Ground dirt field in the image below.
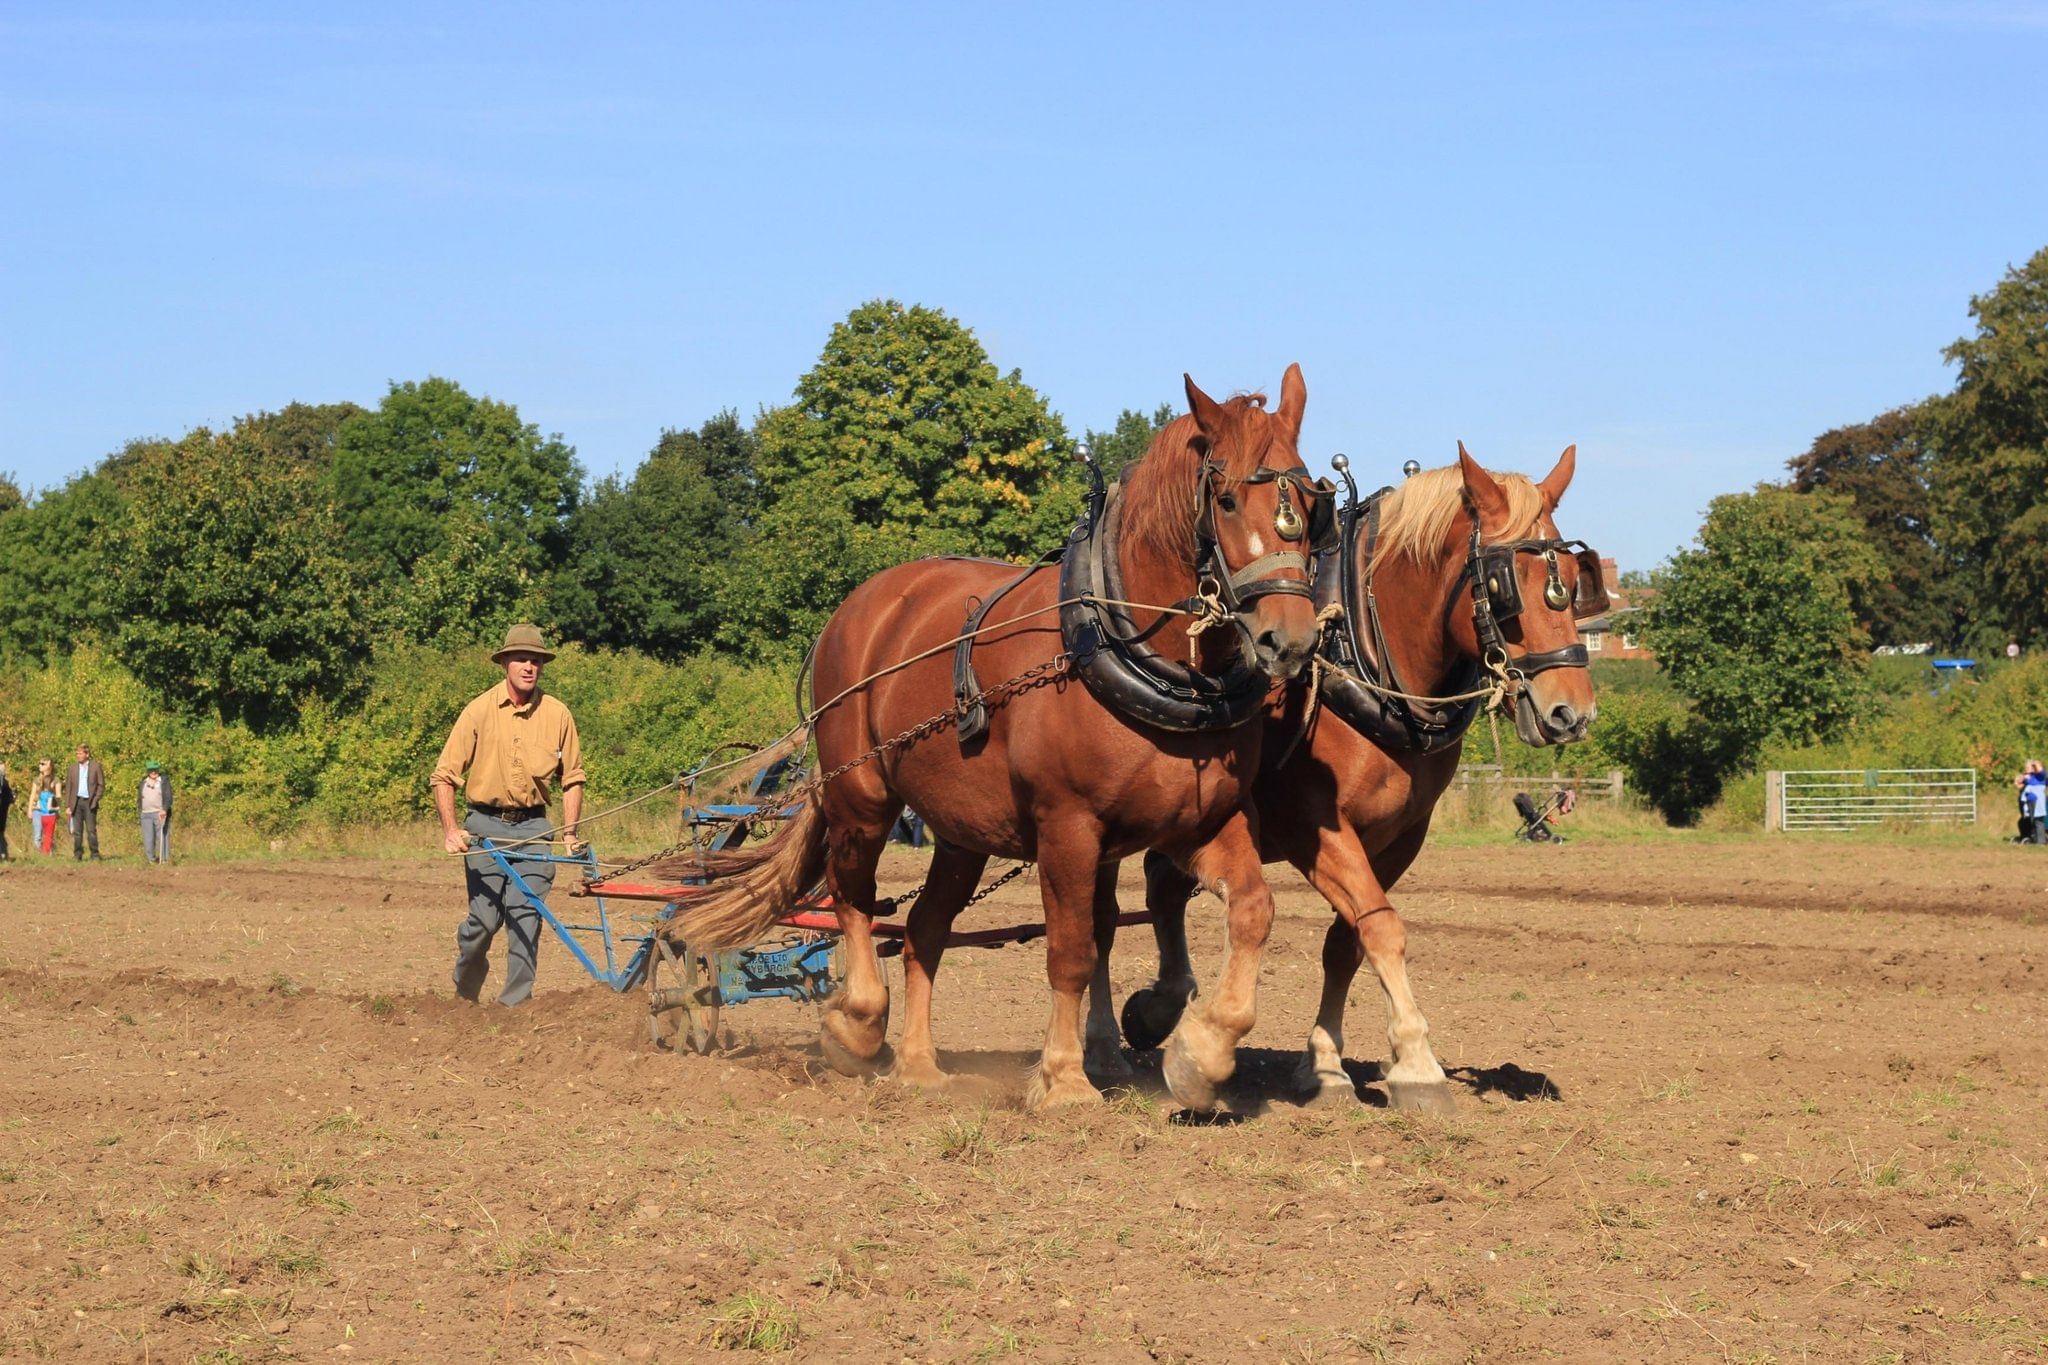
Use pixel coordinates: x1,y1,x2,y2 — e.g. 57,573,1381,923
4,836,2047,1362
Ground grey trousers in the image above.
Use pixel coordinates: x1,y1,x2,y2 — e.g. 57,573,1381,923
141,812,170,863
452,811,555,1006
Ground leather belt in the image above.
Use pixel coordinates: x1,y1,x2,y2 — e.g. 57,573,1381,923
470,802,544,821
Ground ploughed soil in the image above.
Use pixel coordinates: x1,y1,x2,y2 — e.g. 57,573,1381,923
4,836,2047,1362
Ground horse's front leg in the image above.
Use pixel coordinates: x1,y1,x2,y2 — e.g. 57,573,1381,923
1295,824,1452,1112
1025,822,1109,1109
1160,810,1275,1111
1119,851,1201,1051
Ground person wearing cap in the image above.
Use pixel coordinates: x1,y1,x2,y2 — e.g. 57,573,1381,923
138,761,173,864
430,624,588,1006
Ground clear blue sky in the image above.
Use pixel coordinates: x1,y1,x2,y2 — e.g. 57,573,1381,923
4,3,2045,575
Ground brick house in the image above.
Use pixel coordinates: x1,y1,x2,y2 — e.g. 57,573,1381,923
1577,557,1656,661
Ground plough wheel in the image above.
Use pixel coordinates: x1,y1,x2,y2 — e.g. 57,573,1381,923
648,936,722,1056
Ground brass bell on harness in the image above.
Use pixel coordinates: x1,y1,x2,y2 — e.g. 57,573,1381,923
1542,549,1570,611
1275,488,1305,540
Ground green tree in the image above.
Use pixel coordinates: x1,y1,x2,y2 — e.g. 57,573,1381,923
550,413,758,660
753,300,1079,556
0,473,24,515
0,471,127,664
1638,485,1875,757
237,401,366,471
110,422,376,728
1084,403,1176,483
325,378,580,640
1925,246,2048,649
1644,486,1883,770
724,301,1082,658
712,475,939,659
1786,403,1962,648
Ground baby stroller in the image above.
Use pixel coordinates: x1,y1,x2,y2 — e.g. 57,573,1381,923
1513,788,1576,843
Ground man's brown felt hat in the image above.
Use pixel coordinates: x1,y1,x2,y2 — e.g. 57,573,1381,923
490,623,557,664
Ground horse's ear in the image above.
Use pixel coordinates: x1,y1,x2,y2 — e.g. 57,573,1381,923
1536,444,1577,510
1275,362,1307,444
1184,374,1227,442
1457,441,1512,530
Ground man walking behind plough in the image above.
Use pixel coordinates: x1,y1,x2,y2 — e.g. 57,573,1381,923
430,625,587,1007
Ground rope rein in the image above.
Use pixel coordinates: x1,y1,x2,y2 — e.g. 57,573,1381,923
443,587,1236,862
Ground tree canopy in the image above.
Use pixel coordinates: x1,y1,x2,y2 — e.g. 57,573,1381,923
109,422,377,728
724,300,1081,657
549,412,758,661
1084,403,1176,483
1644,485,1883,762
1785,404,1960,648
1925,246,2048,650
753,300,1079,557
326,378,579,641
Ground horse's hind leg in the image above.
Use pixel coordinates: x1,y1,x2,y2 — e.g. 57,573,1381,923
1083,862,1136,1083
1298,916,1366,1105
820,819,897,1077
1119,851,1201,1051
894,840,989,1090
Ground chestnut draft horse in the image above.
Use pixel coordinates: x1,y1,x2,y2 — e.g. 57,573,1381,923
663,368,1326,1109
1125,446,1600,1111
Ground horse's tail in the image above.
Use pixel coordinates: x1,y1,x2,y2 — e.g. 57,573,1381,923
654,800,829,951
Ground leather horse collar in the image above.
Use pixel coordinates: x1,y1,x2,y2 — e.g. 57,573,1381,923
1052,476,1271,734
1313,489,1482,754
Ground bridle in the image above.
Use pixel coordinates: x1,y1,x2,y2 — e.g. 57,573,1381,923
1450,525,1610,685
1191,460,1341,615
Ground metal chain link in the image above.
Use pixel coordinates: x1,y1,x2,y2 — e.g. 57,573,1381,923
876,856,1032,918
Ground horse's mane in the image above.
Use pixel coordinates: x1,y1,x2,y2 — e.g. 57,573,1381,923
1373,464,1548,568
1120,393,1278,563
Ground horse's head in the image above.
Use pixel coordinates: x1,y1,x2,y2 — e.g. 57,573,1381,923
1179,364,1331,680
1456,444,1602,746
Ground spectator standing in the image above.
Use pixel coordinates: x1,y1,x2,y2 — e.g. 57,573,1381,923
0,762,12,861
429,625,587,1007
2022,761,2048,846
138,761,172,864
68,743,105,861
29,759,58,855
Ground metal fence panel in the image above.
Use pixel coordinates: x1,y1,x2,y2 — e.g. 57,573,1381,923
1774,768,1977,831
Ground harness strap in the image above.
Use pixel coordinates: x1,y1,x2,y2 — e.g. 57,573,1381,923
952,556,1055,747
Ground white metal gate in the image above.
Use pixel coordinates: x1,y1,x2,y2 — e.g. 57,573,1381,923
1768,768,1978,831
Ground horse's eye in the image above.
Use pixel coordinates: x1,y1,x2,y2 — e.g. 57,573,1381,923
1218,492,1238,513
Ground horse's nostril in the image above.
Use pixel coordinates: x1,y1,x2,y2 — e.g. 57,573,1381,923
1548,703,1579,732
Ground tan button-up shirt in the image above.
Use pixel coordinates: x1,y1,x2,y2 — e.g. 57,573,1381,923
430,683,587,809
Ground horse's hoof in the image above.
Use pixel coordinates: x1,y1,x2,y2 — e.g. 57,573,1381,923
1386,1080,1457,1113
1161,1032,1222,1112
1084,1041,1136,1084
819,1024,893,1079
1025,1067,1103,1110
892,1056,952,1091
1299,1069,1360,1107
1120,987,1186,1052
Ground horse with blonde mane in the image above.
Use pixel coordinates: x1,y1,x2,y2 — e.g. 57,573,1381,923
662,368,1330,1110
1123,445,1602,1110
